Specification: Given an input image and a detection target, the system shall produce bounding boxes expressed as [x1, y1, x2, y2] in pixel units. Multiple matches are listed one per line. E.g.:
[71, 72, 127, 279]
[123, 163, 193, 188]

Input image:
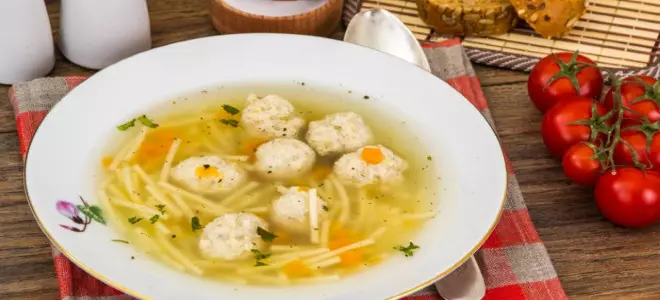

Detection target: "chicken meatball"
[271, 186, 327, 234]
[240, 93, 305, 139]
[198, 213, 268, 260]
[333, 145, 408, 187]
[171, 155, 245, 194]
[254, 138, 315, 180]
[305, 112, 373, 156]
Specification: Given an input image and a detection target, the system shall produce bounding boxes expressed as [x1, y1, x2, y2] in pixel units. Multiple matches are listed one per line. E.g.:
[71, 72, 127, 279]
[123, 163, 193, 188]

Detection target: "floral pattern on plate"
[56, 195, 106, 232]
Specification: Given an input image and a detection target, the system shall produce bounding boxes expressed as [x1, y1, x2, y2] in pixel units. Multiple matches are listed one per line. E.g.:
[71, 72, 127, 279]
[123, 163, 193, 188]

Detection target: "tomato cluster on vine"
[528, 51, 660, 228]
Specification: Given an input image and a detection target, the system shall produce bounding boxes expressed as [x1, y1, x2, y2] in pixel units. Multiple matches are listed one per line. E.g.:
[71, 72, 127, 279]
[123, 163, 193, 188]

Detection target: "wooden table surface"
[1, 1, 660, 299]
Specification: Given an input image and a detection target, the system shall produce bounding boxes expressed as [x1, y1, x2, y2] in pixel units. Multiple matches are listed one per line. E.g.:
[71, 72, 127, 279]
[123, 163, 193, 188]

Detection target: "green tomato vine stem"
[574, 66, 653, 174]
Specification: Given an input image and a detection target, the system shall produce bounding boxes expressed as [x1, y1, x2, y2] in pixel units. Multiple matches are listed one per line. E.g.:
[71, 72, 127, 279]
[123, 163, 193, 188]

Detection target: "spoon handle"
[434, 256, 486, 300]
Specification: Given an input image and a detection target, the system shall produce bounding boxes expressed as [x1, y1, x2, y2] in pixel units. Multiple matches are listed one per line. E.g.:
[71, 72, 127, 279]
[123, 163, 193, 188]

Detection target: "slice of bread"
[509, 0, 586, 38]
[416, 0, 518, 36]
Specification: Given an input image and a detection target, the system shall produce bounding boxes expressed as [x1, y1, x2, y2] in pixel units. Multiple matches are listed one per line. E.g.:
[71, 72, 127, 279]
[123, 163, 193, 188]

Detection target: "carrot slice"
[282, 260, 313, 277]
[339, 249, 363, 267]
[195, 165, 221, 179]
[361, 147, 384, 164]
[135, 129, 180, 164]
[101, 156, 114, 168]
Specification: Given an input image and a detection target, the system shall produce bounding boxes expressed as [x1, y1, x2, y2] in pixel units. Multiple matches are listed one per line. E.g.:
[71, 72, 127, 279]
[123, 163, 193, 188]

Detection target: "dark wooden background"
[1, 1, 659, 299]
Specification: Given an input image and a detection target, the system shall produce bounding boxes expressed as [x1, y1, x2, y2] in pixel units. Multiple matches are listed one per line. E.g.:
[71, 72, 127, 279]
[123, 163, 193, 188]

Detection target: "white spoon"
[343, 8, 486, 300]
[344, 8, 430, 72]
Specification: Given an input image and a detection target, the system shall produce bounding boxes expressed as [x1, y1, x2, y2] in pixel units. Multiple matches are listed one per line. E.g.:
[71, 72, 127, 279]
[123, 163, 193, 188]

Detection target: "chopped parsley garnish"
[427, 155, 432, 161]
[322, 205, 329, 211]
[112, 239, 129, 244]
[128, 217, 143, 224]
[251, 249, 271, 266]
[256, 227, 278, 242]
[394, 242, 420, 257]
[220, 119, 239, 127]
[191, 216, 203, 232]
[155, 204, 166, 215]
[137, 115, 159, 128]
[117, 114, 158, 130]
[116, 119, 136, 131]
[251, 249, 271, 260]
[149, 214, 160, 224]
[222, 104, 240, 115]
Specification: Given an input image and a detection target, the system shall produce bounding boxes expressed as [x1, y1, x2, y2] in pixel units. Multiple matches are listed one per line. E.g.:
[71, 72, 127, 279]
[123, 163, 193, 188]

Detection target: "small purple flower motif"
[56, 196, 105, 233]
[56, 200, 84, 224]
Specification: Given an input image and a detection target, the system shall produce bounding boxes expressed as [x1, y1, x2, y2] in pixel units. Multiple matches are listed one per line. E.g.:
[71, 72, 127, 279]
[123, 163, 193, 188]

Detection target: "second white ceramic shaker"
[58, 0, 152, 70]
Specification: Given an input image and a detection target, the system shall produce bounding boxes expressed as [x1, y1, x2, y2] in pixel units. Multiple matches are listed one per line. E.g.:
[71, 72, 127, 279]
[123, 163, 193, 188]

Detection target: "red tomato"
[562, 143, 602, 185]
[603, 76, 660, 125]
[613, 130, 660, 170]
[541, 96, 608, 157]
[594, 168, 660, 228]
[528, 52, 603, 113]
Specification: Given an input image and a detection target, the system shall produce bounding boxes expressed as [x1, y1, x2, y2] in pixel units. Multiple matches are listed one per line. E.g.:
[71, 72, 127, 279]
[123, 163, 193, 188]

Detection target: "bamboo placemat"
[342, 0, 660, 78]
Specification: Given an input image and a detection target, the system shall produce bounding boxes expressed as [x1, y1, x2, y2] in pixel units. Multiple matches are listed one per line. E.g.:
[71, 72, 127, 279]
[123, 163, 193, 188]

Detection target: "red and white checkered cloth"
[10, 39, 567, 300]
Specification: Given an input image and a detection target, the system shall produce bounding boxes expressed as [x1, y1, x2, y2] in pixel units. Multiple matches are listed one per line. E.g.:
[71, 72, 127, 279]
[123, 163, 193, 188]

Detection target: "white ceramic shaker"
[58, 0, 152, 70]
[0, 0, 55, 85]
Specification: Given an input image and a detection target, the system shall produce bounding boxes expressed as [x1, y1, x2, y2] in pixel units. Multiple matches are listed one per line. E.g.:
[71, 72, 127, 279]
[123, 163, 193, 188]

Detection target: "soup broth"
[96, 84, 438, 285]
